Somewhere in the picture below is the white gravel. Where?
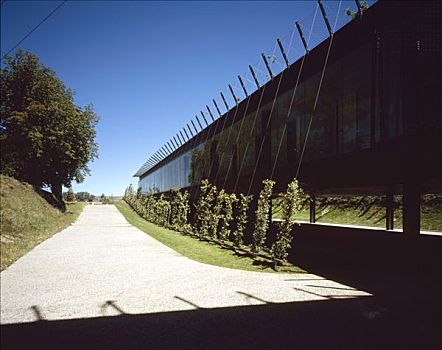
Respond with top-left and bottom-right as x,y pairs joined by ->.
1,205 -> 371,324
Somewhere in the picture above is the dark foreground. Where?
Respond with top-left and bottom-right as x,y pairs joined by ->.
2,225 -> 441,349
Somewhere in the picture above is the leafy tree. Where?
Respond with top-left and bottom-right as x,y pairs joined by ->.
66,187 -> 76,202
0,50 -> 98,206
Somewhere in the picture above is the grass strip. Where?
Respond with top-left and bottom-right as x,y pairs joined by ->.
115,200 -> 305,274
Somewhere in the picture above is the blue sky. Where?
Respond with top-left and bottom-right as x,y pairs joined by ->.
1,0 -> 369,196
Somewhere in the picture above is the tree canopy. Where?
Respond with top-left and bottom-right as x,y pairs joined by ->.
1,50 -> 98,202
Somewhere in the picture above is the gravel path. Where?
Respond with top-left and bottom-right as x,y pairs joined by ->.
1,205 -> 370,325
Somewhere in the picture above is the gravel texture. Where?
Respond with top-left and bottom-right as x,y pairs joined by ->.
1,205 -> 370,324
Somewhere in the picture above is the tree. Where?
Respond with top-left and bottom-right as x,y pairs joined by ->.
66,187 -> 76,202
0,50 -> 98,207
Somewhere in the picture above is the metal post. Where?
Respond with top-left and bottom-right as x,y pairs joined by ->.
355,0 -> 362,13
160,147 -> 168,157
229,84 -> 238,104
220,92 -> 229,110
195,115 -> 203,130
238,75 -> 248,97
296,21 -> 309,53
403,180 -> 420,235
261,53 -> 273,79
179,130 -> 187,143
318,0 -> 333,36
309,195 -> 316,223
249,65 -> 260,89
191,120 -> 199,133
166,142 -> 174,152
183,127 -> 190,140
386,185 -> 394,230
206,106 -> 215,122
200,111 -> 209,126
277,38 -> 289,67
213,99 -> 222,116
187,123 -> 194,137
152,153 -> 161,162
173,136 -> 181,147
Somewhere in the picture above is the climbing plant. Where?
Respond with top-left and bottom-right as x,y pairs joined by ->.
233,194 -> 253,247
252,179 -> 275,252
271,179 -> 304,263
208,187 -> 222,240
218,192 -> 238,243
193,179 -> 216,238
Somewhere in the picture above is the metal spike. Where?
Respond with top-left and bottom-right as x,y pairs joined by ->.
220,92 -> 229,110
213,99 -> 222,116
261,53 -> 273,79
277,38 -> 289,67
229,84 -> 238,104
318,0 -> 333,36
249,65 -> 260,89
296,21 -> 309,53
200,111 -> 209,126
238,75 -> 248,97
206,105 -> 215,122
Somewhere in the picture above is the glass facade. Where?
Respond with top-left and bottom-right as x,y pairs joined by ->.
139,5 -> 441,194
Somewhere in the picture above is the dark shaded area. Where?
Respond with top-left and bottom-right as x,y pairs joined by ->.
35,188 -> 66,212
2,225 -> 441,349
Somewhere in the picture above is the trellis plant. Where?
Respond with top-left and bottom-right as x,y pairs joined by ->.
271,179 -> 304,263
233,194 -> 253,247
252,179 -> 275,253
218,192 -> 238,243
193,179 -> 216,238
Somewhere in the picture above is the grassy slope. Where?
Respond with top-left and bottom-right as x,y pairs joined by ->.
0,175 -> 85,270
115,200 -> 305,274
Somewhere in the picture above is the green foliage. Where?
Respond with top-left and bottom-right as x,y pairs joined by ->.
169,188 -> 190,231
271,179 -> 304,262
234,194 -> 253,247
218,192 -> 238,242
75,191 -> 95,202
1,50 -> 98,200
252,179 -> 275,252
193,179 -> 216,238
66,187 -> 76,202
346,0 -> 369,19
208,187 -> 222,239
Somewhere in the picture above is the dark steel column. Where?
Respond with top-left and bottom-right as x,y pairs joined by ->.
309,195 -> 316,224
403,180 -> 420,235
386,185 -> 394,230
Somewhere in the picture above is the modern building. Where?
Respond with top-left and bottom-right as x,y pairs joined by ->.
135,1 -> 441,235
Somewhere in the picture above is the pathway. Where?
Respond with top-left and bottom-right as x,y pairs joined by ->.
1,205 -> 370,325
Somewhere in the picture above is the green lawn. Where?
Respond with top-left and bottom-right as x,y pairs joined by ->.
115,200 -> 305,274
274,203 -> 442,232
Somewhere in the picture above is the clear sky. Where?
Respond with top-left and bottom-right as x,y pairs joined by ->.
1,0 -> 371,196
